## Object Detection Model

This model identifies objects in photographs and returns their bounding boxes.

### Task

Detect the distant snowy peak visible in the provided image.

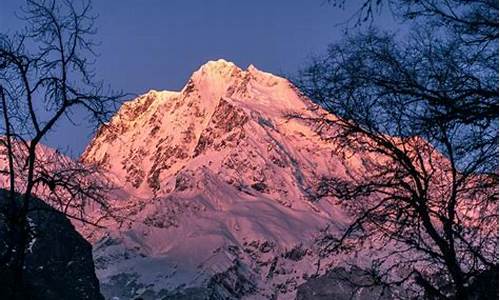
[81,59,329,198]
[70,60,476,300]
[79,60,359,299]
[188,58,316,112]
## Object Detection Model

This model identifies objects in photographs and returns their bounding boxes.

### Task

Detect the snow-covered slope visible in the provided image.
[80,59,362,299]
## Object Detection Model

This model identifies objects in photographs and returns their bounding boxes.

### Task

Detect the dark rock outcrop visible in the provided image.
[296,266,392,300]
[467,265,498,300]
[0,190,104,300]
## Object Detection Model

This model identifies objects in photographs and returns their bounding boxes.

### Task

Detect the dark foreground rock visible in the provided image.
[297,265,499,300]
[0,190,104,300]
[296,266,392,300]
[466,264,499,300]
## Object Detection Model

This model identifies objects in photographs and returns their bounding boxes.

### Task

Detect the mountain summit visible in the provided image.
[82,59,328,198]
[81,60,355,299]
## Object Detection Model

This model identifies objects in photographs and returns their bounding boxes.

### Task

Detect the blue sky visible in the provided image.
[0,0,396,155]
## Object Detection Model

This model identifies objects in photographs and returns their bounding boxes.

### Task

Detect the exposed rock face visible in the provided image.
[0,190,104,300]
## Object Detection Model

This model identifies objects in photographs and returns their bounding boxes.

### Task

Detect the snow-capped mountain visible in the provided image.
[79,59,368,299]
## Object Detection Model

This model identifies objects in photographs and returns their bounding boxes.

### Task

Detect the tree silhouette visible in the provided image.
[296,0,498,298]
[0,0,123,298]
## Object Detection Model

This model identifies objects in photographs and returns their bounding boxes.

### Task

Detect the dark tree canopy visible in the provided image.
[296,0,498,298]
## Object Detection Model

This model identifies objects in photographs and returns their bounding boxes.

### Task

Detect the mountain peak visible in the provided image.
[82,59,320,180]
[80,58,350,299]
[193,59,276,84]
[194,59,242,79]
[201,58,238,70]
[246,63,259,73]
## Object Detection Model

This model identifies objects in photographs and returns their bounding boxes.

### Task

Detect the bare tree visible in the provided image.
[329,0,498,41]
[295,1,498,298]
[0,0,122,298]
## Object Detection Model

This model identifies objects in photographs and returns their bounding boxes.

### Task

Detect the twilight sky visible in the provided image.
[0,0,395,156]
